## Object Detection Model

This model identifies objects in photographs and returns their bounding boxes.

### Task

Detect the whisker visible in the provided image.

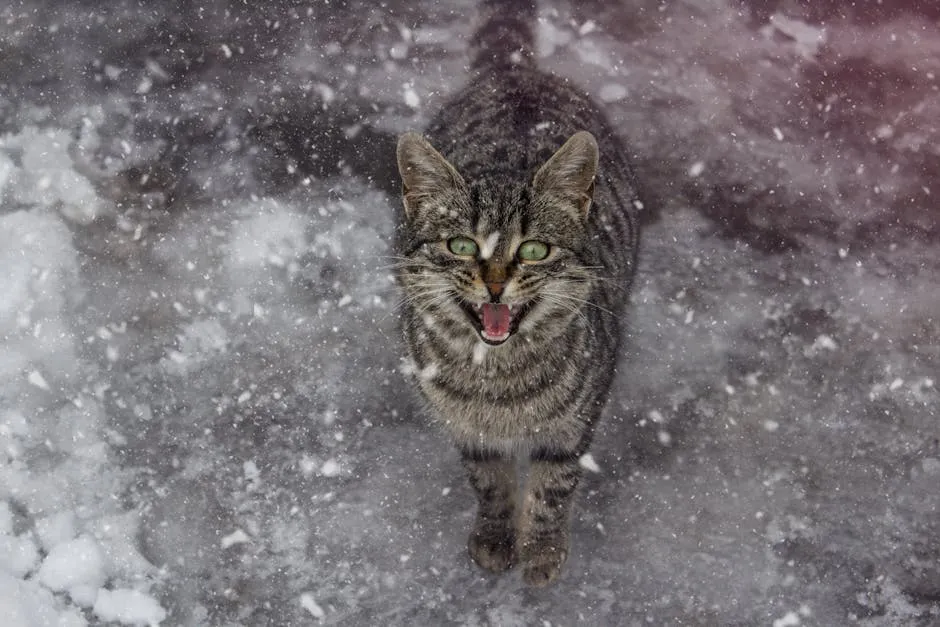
[537,293,590,326]
[540,289,616,318]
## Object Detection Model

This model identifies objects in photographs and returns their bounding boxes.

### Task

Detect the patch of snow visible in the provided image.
[537,19,573,58]
[0,502,12,535]
[579,453,601,473]
[0,573,87,627]
[313,82,336,106]
[598,83,628,103]
[389,42,409,60]
[578,20,598,36]
[320,459,341,477]
[403,84,420,109]
[37,535,108,595]
[27,369,51,391]
[92,588,167,625]
[418,362,439,382]
[767,13,827,59]
[810,335,838,353]
[300,592,326,619]
[574,39,614,69]
[227,200,308,271]
[220,529,251,549]
[0,534,40,578]
[244,460,260,481]
[0,127,104,224]
[0,152,14,195]
[772,610,801,627]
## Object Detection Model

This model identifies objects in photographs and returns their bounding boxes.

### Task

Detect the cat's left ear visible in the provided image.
[397,132,465,220]
[532,131,598,218]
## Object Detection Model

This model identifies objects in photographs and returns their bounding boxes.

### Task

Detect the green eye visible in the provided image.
[447,236,479,257]
[517,240,550,261]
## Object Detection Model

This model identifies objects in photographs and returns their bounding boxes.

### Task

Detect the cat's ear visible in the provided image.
[397,132,464,219]
[532,131,598,218]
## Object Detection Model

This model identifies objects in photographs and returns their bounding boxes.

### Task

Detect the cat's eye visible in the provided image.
[517,240,550,262]
[447,236,479,257]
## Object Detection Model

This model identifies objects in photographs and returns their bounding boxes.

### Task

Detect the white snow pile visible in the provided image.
[1,125,166,625]
[0,126,105,225]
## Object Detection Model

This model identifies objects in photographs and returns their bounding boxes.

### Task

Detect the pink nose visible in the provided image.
[487,282,504,297]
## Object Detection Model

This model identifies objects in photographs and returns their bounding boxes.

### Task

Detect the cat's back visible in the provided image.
[427,66,614,176]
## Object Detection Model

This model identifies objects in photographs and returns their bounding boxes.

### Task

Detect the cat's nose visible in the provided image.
[486,282,505,298]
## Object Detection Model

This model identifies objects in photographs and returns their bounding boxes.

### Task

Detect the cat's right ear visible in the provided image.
[396,132,464,219]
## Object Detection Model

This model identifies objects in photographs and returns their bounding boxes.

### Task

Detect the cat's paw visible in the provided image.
[468,527,516,573]
[520,537,568,586]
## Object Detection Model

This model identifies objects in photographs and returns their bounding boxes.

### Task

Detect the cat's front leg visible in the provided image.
[460,447,517,573]
[518,448,584,586]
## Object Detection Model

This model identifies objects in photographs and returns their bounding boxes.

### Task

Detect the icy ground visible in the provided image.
[1,0,939,624]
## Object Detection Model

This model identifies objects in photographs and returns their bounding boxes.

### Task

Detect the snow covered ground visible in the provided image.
[1,0,938,624]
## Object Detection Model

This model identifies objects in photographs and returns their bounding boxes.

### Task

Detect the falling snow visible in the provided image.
[0,1,938,625]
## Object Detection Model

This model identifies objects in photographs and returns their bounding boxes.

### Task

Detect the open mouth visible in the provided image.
[459,301,533,345]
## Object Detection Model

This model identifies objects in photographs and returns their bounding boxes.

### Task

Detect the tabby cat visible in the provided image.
[395,0,641,586]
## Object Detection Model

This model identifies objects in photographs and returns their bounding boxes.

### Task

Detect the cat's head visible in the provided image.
[395,131,599,347]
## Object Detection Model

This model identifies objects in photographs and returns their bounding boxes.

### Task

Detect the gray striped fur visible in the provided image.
[395,0,640,586]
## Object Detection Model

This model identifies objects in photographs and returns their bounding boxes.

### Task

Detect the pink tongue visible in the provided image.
[481,303,511,337]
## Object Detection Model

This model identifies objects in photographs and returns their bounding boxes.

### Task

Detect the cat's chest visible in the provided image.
[413,347,585,444]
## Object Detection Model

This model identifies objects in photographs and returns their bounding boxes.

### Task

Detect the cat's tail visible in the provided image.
[469,0,538,71]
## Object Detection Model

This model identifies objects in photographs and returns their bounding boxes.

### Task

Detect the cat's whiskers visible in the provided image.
[409,287,459,317]
[380,281,454,322]
[401,285,454,309]
[543,286,616,317]
[377,261,438,273]
[557,268,619,290]
[537,292,590,326]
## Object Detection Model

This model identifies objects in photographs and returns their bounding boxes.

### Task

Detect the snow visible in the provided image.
[37,536,107,594]
[320,459,341,477]
[0,534,39,578]
[773,610,801,627]
[0,127,103,224]
[403,83,421,109]
[578,453,601,473]
[687,160,705,177]
[0,0,937,624]
[0,573,87,627]
[299,592,326,619]
[598,83,628,103]
[0,502,13,534]
[220,529,251,549]
[767,13,827,60]
[93,588,167,626]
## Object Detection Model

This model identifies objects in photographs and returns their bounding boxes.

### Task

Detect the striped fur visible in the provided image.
[395,0,640,586]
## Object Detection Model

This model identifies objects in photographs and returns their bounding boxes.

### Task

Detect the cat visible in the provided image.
[395,0,641,586]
